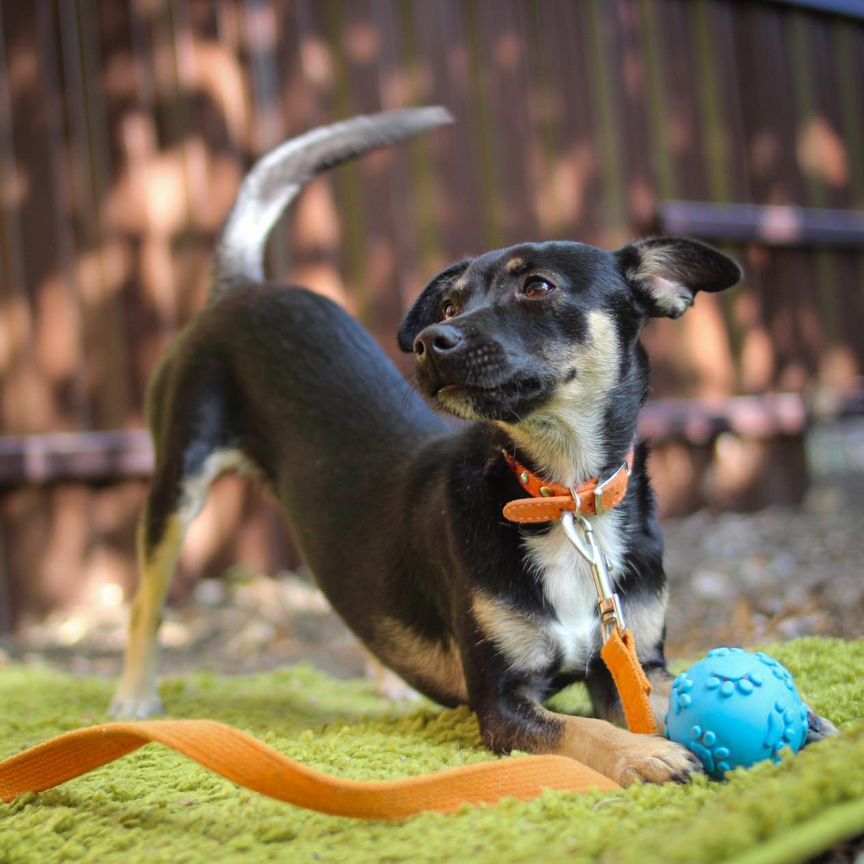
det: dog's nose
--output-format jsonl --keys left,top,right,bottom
{"left": 414, "top": 324, "right": 463, "bottom": 360}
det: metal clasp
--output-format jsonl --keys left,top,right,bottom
{"left": 561, "top": 511, "right": 625, "bottom": 643}
{"left": 594, "top": 460, "right": 631, "bottom": 515}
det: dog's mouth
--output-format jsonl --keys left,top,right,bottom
{"left": 432, "top": 375, "right": 550, "bottom": 421}
{"left": 434, "top": 383, "right": 467, "bottom": 396}
{"left": 435, "top": 381, "right": 501, "bottom": 396}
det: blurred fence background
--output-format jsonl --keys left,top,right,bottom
{"left": 0, "top": 0, "right": 862, "bottom": 629}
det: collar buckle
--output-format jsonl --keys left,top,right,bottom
{"left": 594, "top": 460, "right": 631, "bottom": 516}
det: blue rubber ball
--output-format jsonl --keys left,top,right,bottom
{"left": 665, "top": 648, "right": 808, "bottom": 778}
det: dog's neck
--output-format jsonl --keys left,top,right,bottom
{"left": 499, "top": 381, "right": 642, "bottom": 487}
{"left": 503, "top": 418, "right": 605, "bottom": 488}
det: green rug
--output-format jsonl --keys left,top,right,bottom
{"left": 1, "top": 638, "right": 862, "bottom": 864}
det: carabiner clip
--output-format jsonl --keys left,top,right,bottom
{"left": 561, "top": 511, "right": 625, "bottom": 642}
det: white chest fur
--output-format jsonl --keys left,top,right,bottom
{"left": 523, "top": 511, "right": 626, "bottom": 672}
{"left": 472, "top": 510, "right": 656, "bottom": 677}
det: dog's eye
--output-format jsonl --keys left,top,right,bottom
{"left": 521, "top": 277, "right": 556, "bottom": 298}
{"left": 441, "top": 301, "right": 459, "bottom": 320}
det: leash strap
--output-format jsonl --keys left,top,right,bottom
{"left": 602, "top": 630, "right": 657, "bottom": 735}
{"left": 0, "top": 719, "right": 619, "bottom": 818}
{"left": 0, "top": 636, "right": 654, "bottom": 817}
{"left": 559, "top": 513, "right": 657, "bottom": 736}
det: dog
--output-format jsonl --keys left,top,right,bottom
{"left": 111, "top": 108, "right": 835, "bottom": 787}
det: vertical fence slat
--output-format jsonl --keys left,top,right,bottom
{"left": 2, "top": 3, "right": 59, "bottom": 435}
{"left": 408, "top": 1, "right": 480, "bottom": 258}
{"left": 379, "top": 0, "right": 441, "bottom": 322}
{"left": 0, "top": 3, "right": 35, "bottom": 435}
{"left": 531, "top": 0, "right": 605, "bottom": 244}
{"left": 832, "top": 21, "right": 864, "bottom": 209}
{"left": 584, "top": 0, "right": 626, "bottom": 243}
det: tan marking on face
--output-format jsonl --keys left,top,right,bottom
{"left": 572, "top": 310, "right": 620, "bottom": 380}
{"left": 376, "top": 618, "right": 468, "bottom": 703}
{"left": 506, "top": 256, "right": 527, "bottom": 274}
{"left": 472, "top": 591, "right": 557, "bottom": 672}
{"left": 453, "top": 277, "right": 468, "bottom": 292}
{"left": 502, "top": 310, "right": 622, "bottom": 484}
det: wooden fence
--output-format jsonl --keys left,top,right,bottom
{"left": 0, "top": 0, "right": 862, "bottom": 627}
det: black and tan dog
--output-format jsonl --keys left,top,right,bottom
{"left": 111, "top": 108, "right": 833, "bottom": 786}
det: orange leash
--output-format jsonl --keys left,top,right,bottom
{"left": 603, "top": 629, "right": 657, "bottom": 735}
{"left": 0, "top": 719, "right": 619, "bottom": 818}
{"left": 0, "top": 632, "right": 654, "bottom": 818}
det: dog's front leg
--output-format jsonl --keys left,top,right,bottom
{"left": 462, "top": 631, "right": 699, "bottom": 786}
{"left": 474, "top": 683, "right": 700, "bottom": 787}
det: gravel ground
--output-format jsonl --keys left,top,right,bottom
{"left": 663, "top": 485, "right": 863, "bottom": 658}
{"left": 664, "top": 418, "right": 864, "bottom": 658}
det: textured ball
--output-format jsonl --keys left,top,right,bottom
{"left": 665, "top": 648, "right": 809, "bottom": 778}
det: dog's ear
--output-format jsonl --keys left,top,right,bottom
{"left": 397, "top": 259, "right": 471, "bottom": 352}
{"left": 615, "top": 237, "right": 742, "bottom": 319}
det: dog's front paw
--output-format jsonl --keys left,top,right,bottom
{"left": 613, "top": 735, "right": 703, "bottom": 787}
{"left": 109, "top": 691, "right": 166, "bottom": 719}
{"left": 805, "top": 708, "right": 839, "bottom": 745}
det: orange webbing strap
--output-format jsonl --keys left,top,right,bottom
{"left": 0, "top": 635, "right": 656, "bottom": 816}
{"left": 602, "top": 629, "right": 658, "bottom": 735}
{"left": 0, "top": 719, "right": 620, "bottom": 818}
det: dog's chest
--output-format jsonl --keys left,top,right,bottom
{"left": 523, "top": 514, "right": 626, "bottom": 672}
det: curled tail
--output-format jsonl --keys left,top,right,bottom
{"left": 214, "top": 106, "right": 453, "bottom": 295}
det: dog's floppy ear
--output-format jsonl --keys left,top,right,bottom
{"left": 615, "top": 237, "right": 742, "bottom": 319}
{"left": 397, "top": 259, "right": 471, "bottom": 352}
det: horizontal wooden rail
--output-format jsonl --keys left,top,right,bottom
{"left": 2, "top": 390, "right": 861, "bottom": 488}
{"left": 637, "top": 393, "right": 809, "bottom": 444}
{"left": 659, "top": 201, "right": 864, "bottom": 248}
{"left": 0, "top": 429, "right": 154, "bottom": 486}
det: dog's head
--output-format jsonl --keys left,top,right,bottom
{"left": 398, "top": 238, "right": 741, "bottom": 423}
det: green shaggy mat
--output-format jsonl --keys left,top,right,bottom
{"left": 1, "top": 638, "right": 862, "bottom": 864}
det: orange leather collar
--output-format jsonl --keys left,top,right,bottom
{"left": 502, "top": 449, "right": 634, "bottom": 524}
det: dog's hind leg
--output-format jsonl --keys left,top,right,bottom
{"left": 109, "top": 456, "right": 197, "bottom": 718}
{"left": 110, "top": 423, "right": 250, "bottom": 718}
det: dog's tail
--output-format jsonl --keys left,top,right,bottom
{"left": 213, "top": 107, "right": 453, "bottom": 296}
